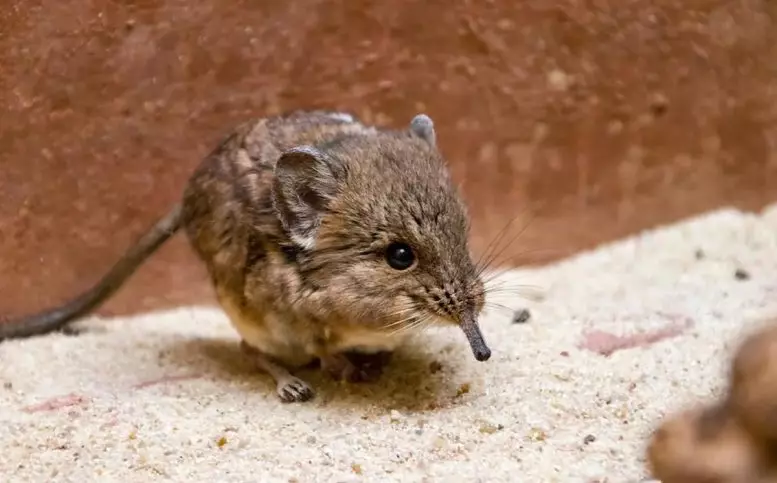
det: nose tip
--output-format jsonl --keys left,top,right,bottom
{"left": 460, "top": 310, "right": 492, "bottom": 362}
{"left": 475, "top": 347, "right": 491, "bottom": 361}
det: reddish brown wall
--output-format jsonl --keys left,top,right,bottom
{"left": 2, "top": 0, "right": 777, "bottom": 319}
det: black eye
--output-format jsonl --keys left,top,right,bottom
{"left": 385, "top": 242, "right": 415, "bottom": 270}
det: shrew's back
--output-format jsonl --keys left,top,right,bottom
{"left": 180, "top": 110, "right": 377, "bottom": 288}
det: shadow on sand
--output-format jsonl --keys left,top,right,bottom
{"left": 162, "top": 335, "right": 474, "bottom": 412}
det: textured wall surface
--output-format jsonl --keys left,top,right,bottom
{"left": 2, "top": 0, "right": 777, "bottom": 320}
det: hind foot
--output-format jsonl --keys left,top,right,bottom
{"left": 321, "top": 351, "right": 392, "bottom": 383}
{"left": 345, "top": 350, "right": 393, "bottom": 381}
{"left": 320, "top": 353, "right": 368, "bottom": 383}
{"left": 240, "top": 341, "right": 315, "bottom": 403}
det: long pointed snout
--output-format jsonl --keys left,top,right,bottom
{"left": 460, "top": 312, "right": 491, "bottom": 361}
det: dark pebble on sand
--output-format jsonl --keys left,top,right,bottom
{"left": 512, "top": 308, "right": 531, "bottom": 324}
{"left": 734, "top": 268, "right": 750, "bottom": 281}
{"left": 583, "top": 434, "right": 596, "bottom": 444}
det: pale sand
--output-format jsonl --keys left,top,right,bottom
{"left": 5, "top": 204, "right": 777, "bottom": 483}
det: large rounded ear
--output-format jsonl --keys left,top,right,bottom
{"left": 271, "top": 146, "right": 343, "bottom": 250}
{"left": 409, "top": 113, "right": 436, "bottom": 148}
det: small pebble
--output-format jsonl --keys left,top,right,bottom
{"left": 429, "top": 361, "right": 443, "bottom": 374}
{"left": 479, "top": 422, "right": 504, "bottom": 434}
{"left": 351, "top": 463, "right": 363, "bottom": 475}
{"left": 3, "top": 382, "right": 12, "bottom": 389}
{"left": 734, "top": 268, "right": 750, "bottom": 280}
{"left": 560, "top": 351, "right": 570, "bottom": 357}
{"left": 512, "top": 308, "right": 531, "bottom": 324}
{"left": 456, "top": 383, "right": 471, "bottom": 397}
{"left": 432, "top": 436, "right": 447, "bottom": 449}
{"left": 528, "top": 427, "right": 547, "bottom": 441}
{"left": 216, "top": 436, "right": 227, "bottom": 448}
{"left": 694, "top": 248, "right": 705, "bottom": 260}
{"left": 583, "top": 434, "right": 596, "bottom": 444}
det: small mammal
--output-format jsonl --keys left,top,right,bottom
{"left": 0, "top": 110, "right": 492, "bottom": 402}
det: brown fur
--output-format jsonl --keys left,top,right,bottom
{"left": 0, "top": 110, "right": 490, "bottom": 403}
{"left": 181, "top": 110, "right": 488, "bottom": 401}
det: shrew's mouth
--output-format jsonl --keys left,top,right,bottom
{"left": 412, "top": 307, "right": 492, "bottom": 362}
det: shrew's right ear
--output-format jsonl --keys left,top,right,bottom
{"left": 271, "top": 146, "right": 344, "bottom": 250}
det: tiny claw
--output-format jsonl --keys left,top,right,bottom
{"left": 277, "top": 377, "right": 315, "bottom": 403}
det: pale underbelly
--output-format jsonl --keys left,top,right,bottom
{"left": 329, "top": 329, "right": 409, "bottom": 354}
{"left": 224, "top": 303, "right": 409, "bottom": 367}
{"left": 228, "top": 310, "right": 314, "bottom": 367}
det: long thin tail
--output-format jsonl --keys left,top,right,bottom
{"left": 0, "top": 203, "right": 184, "bottom": 341}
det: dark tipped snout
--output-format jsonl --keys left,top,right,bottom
{"left": 473, "top": 345, "right": 491, "bottom": 361}
{"left": 460, "top": 313, "right": 491, "bottom": 362}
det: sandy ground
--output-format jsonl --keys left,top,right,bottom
{"left": 5, "top": 204, "right": 777, "bottom": 482}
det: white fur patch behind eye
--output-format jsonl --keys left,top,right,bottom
{"left": 290, "top": 233, "right": 316, "bottom": 251}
